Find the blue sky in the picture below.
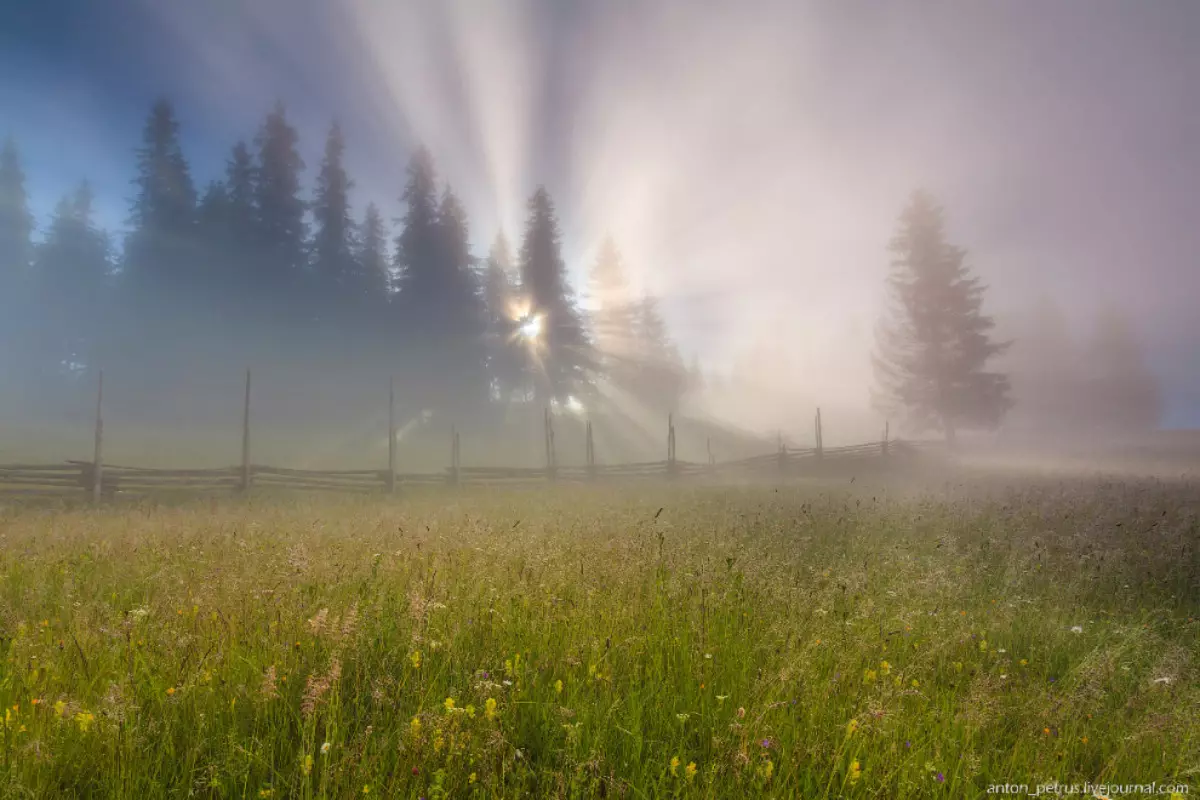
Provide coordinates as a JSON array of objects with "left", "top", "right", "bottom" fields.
[{"left": 4, "top": 0, "right": 1200, "bottom": 427}]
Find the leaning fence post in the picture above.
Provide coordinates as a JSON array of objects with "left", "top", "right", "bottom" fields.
[
  {"left": 544, "top": 407, "right": 557, "bottom": 482},
  {"left": 387, "top": 377, "right": 397, "bottom": 492},
  {"left": 667, "top": 414, "right": 677, "bottom": 478},
  {"left": 91, "top": 369, "right": 104, "bottom": 501},
  {"left": 240, "top": 369, "right": 252, "bottom": 492},
  {"left": 586, "top": 419, "right": 596, "bottom": 480},
  {"left": 815, "top": 407, "right": 824, "bottom": 461}
]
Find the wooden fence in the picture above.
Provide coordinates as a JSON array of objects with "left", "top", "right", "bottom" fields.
[{"left": 0, "top": 371, "right": 932, "bottom": 499}]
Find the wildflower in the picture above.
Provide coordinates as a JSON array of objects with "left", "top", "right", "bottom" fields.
[
  {"left": 469, "top": 773, "right": 477, "bottom": 784},
  {"left": 443, "top": 697, "right": 455, "bottom": 712},
  {"left": 30, "top": 699, "right": 40, "bottom": 707},
  {"left": 1080, "top": 736, "right": 1088, "bottom": 744},
  {"left": 166, "top": 687, "right": 176, "bottom": 696},
  {"left": 846, "top": 719, "right": 859, "bottom": 736},
  {"left": 485, "top": 697, "right": 497, "bottom": 720},
  {"left": 849, "top": 760, "right": 862, "bottom": 784},
  {"left": 676, "top": 713, "right": 690, "bottom": 723},
  {"left": 1043, "top": 727, "right": 1051, "bottom": 736},
  {"left": 716, "top": 695, "right": 729, "bottom": 704},
  {"left": 321, "top": 741, "right": 331, "bottom": 754},
  {"left": 761, "top": 759, "right": 774, "bottom": 779},
  {"left": 75, "top": 711, "right": 94, "bottom": 732},
  {"left": 258, "top": 790, "right": 274, "bottom": 798},
  {"left": 979, "top": 640, "right": 988, "bottom": 652},
  {"left": 936, "top": 772, "right": 945, "bottom": 783},
  {"left": 54, "top": 700, "right": 66, "bottom": 717},
  {"left": 465, "top": 704, "right": 476, "bottom": 719},
  {"left": 911, "top": 679, "right": 920, "bottom": 689},
  {"left": 905, "top": 740, "right": 912, "bottom": 749},
  {"left": 302, "top": 755, "right": 313, "bottom": 776},
  {"left": 863, "top": 669, "right": 877, "bottom": 684},
  {"left": 880, "top": 660, "right": 891, "bottom": 675},
  {"left": 1019, "top": 659, "right": 1028, "bottom": 667},
  {"left": 410, "top": 716, "right": 421, "bottom": 737},
  {"left": 555, "top": 679, "right": 563, "bottom": 694},
  {"left": 737, "top": 707, "right": 746, "bottom": 719},
  {"left": 685, "top": 762, "right": 697, "bottom": 781},
  {"left": 670, "top": 756, "right": 680, "bottom": 776},
  {"left": 363, "top": 786, "right": 371, "bottom": 795},
  {"left": 409, "top": 650, "right": 421, "bottom": 669},
  {"left": 954, "top": 661, "right": 963, "bottom": 672},
  {"left": 760, "top": 738, "right": 771, "bottom": 749}
]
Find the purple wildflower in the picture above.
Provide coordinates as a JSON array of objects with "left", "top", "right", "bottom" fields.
[
  {"left": 936, "top": 772, "right": 945, "bottom": 783},
  {"left": 760, "top": 738, "right": 771, "bottom": 749},
  {"left": 905, "top": 740, "right": 912, "bottom": 749}
]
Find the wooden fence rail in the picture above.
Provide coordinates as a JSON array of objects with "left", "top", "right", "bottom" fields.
[{"left": 0, "top": 372, "right": 936, "bottom": 499}]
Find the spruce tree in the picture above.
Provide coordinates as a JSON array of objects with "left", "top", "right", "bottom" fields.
[
  {"left": 32, "top": 182, "right": 111, "bottom": 383},
  {"left": 873, "top": 191, "right": 1010, "bottom": 442},
  {"left": 0, "top": 137, "right": 33, "bottom": 286},
  {"left": 355, "top": 202, "right": 391, "bottom": 306},
  {"left": 392, "top": 147, "right": 440, "bottom": 323},
  {"left": 635, "top": 295, "right": 687, "bottom": 412},
  {"left": 124, "top": 99, "right": 197, "bottom": 292},
  {"left": 434, "top": 186, "right": 489, "bottom": 409},
  {"left": 586, "top": 236, "right": 640, "bottom": 379},
  {"left": 517, "top": 186, "right": 591, "bottom": 402},
  {"left": 311, "top": 122, "right": 357, "bottom": 318},
  {"left": 482, "top": 232, "right": 524, "bottom": 401},
  {"left": 253, "top": 102, "right": 307, "bottom": 298}
]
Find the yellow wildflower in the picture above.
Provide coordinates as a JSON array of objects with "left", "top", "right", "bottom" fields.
[
  {"left": 469, "top": 773, "right": 477, "bottom": 784},
  {"left": 761, "top": 759, "right": 774, "bottom": 779},
  {"left": 409, "top": 651, "right": 421, "bottom": 669},
  {"left": 258, "top": 790, "right": 274, "bottom": 799},
  {"left": 410, "top": 716, "right": 421, "bottom": 737},
  {"left": 849, "top": 760, "right": 862, "bottom": 784},
  {"left": 485, "top": 697, "right": 497, "bottom": 720},
  {"left": 465, "top": 704, "right": 476, "bottom": 719},
  {"left": 670, "top": 756, "right": 680, "bottom": 776},
  {"left": 443, "top": 697, "right": 455, "bottom": 712},
  {"left": 1020, "top": 659, "right": 1028, "bottom": 667},
  {"left": 911, "top": 679, "right": 920, "bottom": 689},
  {"left": 74, "top": 711, "right": 94, "bottom": 732},
  {"left": 880, "top": 661, "right": 891, "bottom": 675},
  {"left": 302, "top": 755, "right": 313, "bottom": 776},
  {"left": 863, "top": 669, "right": 877, "bottom": 684},
  {"left": 555, "top": 679, "right": 563, "bottom": 694},
  {"left": 54, "top": 700, "right": 66, "bottom": 717},
  {"left": 166, "top": 687, "right": 176, "bottom": 696},
  {"left": 846, "top": 719, "right": 859, "bottom": 736},
  {"left": 979, "top": 640, "right": 988, "bottom": 652},
  {"left": 685, "top": 762, "right": 697, "bottom": 781}
]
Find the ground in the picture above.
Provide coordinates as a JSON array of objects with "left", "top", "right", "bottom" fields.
[{"left": 0, "top": 476, "right": 1196, "bottom": 798}]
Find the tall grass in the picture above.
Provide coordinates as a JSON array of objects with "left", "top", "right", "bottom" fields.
[{"left": 0, "top": 479, "right": 1196, "bottom": 798}]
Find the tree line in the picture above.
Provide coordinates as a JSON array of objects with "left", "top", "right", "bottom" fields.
[{"left": 0, "top": 100, "right": 690, "bottom": 427}]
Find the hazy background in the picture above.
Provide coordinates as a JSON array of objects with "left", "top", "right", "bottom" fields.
[{"left": 1, "top": 0, "right": 1198, "bottom": 467}]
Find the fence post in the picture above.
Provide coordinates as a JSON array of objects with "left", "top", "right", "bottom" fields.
[
  {"left": 815, "top": 407, "right": 823, "bottom": 461},
  {"left": 544, "top": 407, "right": 557, "bottom": 482},
  {"left": 91, "top": 369, "right": 104, "bottom": 502},
  {"left": 667, "top": 414, "right": 677, "bottom": 478},
  {"left": 387, "top": 377, "right": 397, "bottom": 492},
  {"left": 240, "top": 369, "right": 252, "bottom": 492},
  {"left": 882, "top": 419, "right": 889, "bottom": 458},
  {"left": 586, "top": 419, "right": 596, "bottom": 480}
]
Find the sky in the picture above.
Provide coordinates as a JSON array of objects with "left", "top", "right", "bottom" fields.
[{"left": 3, "top": 0, "right": 1200, "bottom": 428}]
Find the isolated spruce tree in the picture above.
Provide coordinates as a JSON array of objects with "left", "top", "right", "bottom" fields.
[
  {"left": 311, "top": 123, "right": 358, "bottom": 317},
  {"left": 873, "top": 191, "right": 1010, "bottom": 442},
  {"left": 517, "top": 186, "right": 592, "bottom": 401}
]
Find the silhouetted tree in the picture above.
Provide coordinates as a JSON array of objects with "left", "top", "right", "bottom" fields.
[
  {"left": 586, "top": 236, "right": 640, "bottom": 383},
  {"left": 391, "top": 148, "right": 440, "bottom": 327},
  {"left": 873, "top": 191, "right": 1010, "bottom": 442},
  {"left": 253, "top": 102, "right": 307, "bottom": 306},
  {"left": 517, "top": 187, "right": 592, "bottom": 402},
  {"left": 482, "top": 232, "right": 524, "bottom": 401},
  {"left": 123, "top": 99, "right": 198, "bottom": 293},
  {"left": 31, "top": 183, "right": 111, "bottom": 390},
  {"left": 434, "top": 186, "right": 489, "bottom": 409},
  {"left": 311, "top": 123, "right": 358, "bottom": 322},
  {"left": 0, "top": 137, "right": 34, "bottom": 375},
  {"left": 635, "top": 295, "right": 687, "bottom": 412},
  {"left": 0, "top": 136, "right": 33, "bottom": 290},
  {"left": 355, "top": 201, "right": 391, "bottom": 305}
]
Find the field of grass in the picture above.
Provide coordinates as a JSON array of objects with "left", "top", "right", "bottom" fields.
[{"left": 0, "top": 477, "right": 1196, "bottom": 798}]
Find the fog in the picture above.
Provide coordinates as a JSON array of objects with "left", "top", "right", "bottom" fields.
[{"left": 2, "top": 0, "right": 1198, "bottom": 469}]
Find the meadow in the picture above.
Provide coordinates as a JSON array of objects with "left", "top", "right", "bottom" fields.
[{"left": 0, "top": 476, "right": 1196, "bottom": 798}]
